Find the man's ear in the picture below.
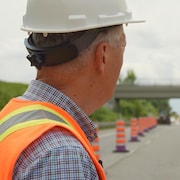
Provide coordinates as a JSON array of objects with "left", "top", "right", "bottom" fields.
[{"left": 94, "top": 42, "right": 108, "bottom": 73}]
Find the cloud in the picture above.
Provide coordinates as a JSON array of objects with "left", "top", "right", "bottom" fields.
[
  {"left": 1, "top": 0, "right": 180, "bottom": 84},
  {"left": 1, "top": 0, "right": 180, "bottom": 113},
  {"left": 121, "top": 0, "right": 180, "bottom": 84},
  {"left": 0, "top": 38, "right": 36, "bottom": 83}
]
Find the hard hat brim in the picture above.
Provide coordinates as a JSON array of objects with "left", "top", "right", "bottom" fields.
[{"left": 21, "top": 19, "right": 145, "bottom": 33}]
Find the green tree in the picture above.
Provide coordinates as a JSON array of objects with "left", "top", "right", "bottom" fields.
[
  {"left": 89, "top": 106, "right": 120, "bottom": 122},
  {"left": 119, "top": 69, "right": 136, "bottom": 84},
  {"left": 117, "top": 70, "right": 172, "bottom": 121},
  {"left": 149, "top": 99, "right": 171, "bottom": 115},
  {"left": 119, "top": 99, "right": 158, "bottom": 120}
]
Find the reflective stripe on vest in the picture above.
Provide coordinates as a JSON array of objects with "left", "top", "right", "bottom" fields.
[
  {"left": 0, "top": 104, "right": 71, "bottom": 141},
  {"left": 0, "top": 99, "right": 106, "bottom": 180}
]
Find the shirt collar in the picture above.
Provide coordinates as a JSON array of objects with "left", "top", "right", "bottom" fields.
[{"left": 21, "top": 80, "right": 97, "bottom": 141}]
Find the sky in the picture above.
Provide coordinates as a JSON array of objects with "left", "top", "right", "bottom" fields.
[{"left": 0, "top": 0, "right": 180, "bottom": 114}]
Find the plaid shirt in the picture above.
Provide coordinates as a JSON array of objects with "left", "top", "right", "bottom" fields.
[{"left": 13, "top": 80, "right": 99, "bottom": 180}]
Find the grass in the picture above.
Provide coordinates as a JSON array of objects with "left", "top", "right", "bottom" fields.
[{"left": 0, "top": 81, "right": 28, "bottom": 109}]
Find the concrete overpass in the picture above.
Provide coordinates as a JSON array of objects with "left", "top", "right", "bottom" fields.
[{"left": 114, "top": 84, "right": 180, "bottom": 99}]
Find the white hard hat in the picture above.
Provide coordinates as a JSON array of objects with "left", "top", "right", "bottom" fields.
[{"left": 21, "top": 0, "right": 144, "bottom": 33}]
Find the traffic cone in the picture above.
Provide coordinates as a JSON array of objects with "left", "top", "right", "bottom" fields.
[
  {"left": 138, "top": 118, "right": 145, "bottom": 137},
  {"left": 92, "top": 127, "right": 100, "bottom": 160},
  {"left": 130, "top": 118, "right": 139, "bottom": 142},
  {"left": 113, "top": 120, "right": 129, "bottom": 153}
]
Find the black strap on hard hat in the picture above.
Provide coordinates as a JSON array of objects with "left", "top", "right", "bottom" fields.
[{"left": 25, "top": 26, "right": 113, "bottom": 69}]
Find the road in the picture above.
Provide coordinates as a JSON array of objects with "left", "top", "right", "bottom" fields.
[{"left": 98, "top": 124, "right": 180, "bottom": 180}]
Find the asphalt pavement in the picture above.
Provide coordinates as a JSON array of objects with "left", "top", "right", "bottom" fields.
[{"left": 98, "top": 124, "right": 180, "bottom": 180}]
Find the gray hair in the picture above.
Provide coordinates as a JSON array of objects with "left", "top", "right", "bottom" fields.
[
  {"left": 32, "top": 25, "right": 123, "bottom": 71},
  {"left": 78, "top": 25, "right": 123, "bottom": 67},
  {"left": 32, "top": 25, "right": 123, "bottom": 48},
  {"left": 90, "top": 25, "right": 123, "bottom": 49}
]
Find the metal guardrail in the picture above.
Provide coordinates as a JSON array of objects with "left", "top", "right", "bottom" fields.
[
  {"left": 95, "top": 121, "right": 133, "bottom": 128},
  {"left": 95, "top": 122, "right": 116, "bottom": 128}
]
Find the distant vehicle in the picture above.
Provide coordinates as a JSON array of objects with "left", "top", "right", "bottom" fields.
[{"left": 157, "top": 114, "right": 171, "bottom": 125}]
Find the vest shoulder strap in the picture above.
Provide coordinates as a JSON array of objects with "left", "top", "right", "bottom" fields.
[{"left": 0, "top": 99, "right": 106, "bottom": 180}]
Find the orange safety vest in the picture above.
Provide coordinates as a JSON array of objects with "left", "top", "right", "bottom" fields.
[{"left": 0, "top": 98, "right": 106, "bottom": 180}]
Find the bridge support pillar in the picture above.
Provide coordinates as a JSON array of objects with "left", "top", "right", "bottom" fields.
[{"left": 115, "top": 98, "right": 120, "bottom": 113}]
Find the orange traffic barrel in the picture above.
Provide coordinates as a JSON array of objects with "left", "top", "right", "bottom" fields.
[
  {"left": 138, "top": 118, "right": 145, "bottom": 137},
  {"left": 113, "top": 120, "right": 129, "bottom": 152},
  {"left": 130, "top": 118, "right": 139, "bottom": 142},
  {"left": 92, "top": 127, "right": 100, "bottom": 160}
]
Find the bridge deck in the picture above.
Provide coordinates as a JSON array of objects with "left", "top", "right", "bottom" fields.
[{"left": 114, "top": 85, "right": 180, "bottom": 99}]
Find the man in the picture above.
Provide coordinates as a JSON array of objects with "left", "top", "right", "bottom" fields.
[{"left": 0, "top": 0, "right": 143, "bottom": 179}]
